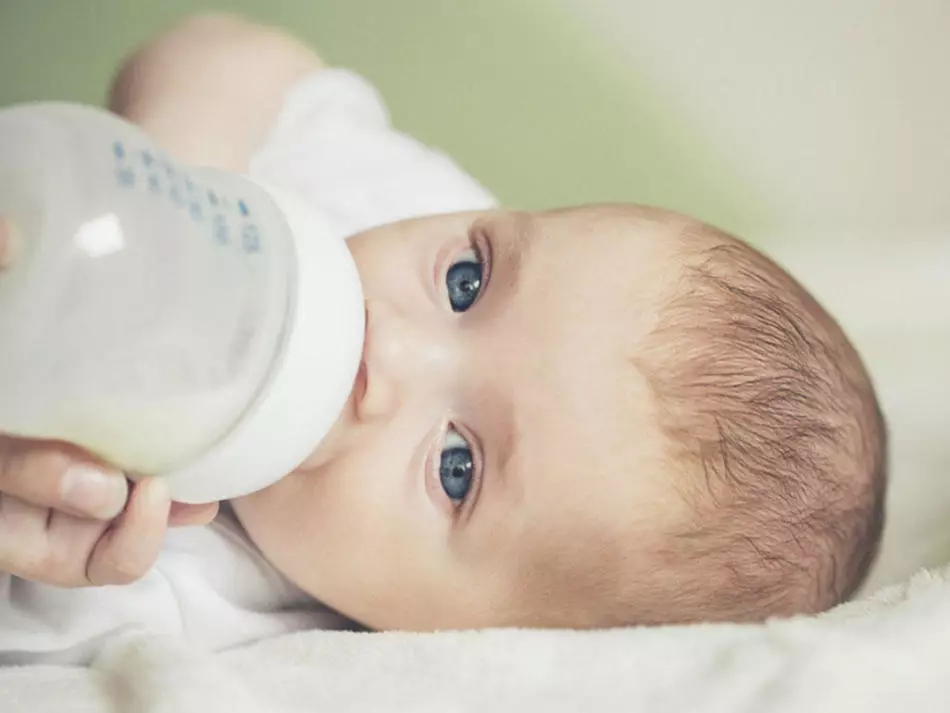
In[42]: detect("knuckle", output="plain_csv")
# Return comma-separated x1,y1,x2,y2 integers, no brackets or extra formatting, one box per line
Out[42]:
0,495,37,576
107,567,140,586
0,442,69,496
90,546,147,586
0,540,51,584
0,492,12,534
0,499,92,587
0,441,26,490
40,544,83,587
22,448,71,484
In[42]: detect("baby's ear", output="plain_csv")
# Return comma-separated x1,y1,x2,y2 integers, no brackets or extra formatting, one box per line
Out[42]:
168,501,220,527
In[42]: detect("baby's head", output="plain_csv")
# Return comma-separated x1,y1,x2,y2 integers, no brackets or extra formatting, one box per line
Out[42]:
232,204,886,629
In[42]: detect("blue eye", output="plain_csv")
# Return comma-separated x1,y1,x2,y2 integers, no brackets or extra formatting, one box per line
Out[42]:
445,249,483,313
440,428,475,503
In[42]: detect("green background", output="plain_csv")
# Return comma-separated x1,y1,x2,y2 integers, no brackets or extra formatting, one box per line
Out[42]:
0,0,767,236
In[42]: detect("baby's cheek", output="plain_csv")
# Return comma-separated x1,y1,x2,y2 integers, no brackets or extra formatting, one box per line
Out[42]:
302,455,393,542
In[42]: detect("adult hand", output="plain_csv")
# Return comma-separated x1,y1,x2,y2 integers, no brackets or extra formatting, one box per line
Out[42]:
0,216,218,586
0,436,218,587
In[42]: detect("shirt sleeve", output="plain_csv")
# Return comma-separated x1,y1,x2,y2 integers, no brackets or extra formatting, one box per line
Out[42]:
248,69,498,239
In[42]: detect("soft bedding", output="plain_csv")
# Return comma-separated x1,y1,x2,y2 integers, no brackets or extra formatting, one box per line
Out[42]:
2,563,950,713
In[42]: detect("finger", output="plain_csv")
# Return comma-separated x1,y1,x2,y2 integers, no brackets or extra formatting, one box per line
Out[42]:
86,478,170,586
0,493,109,586
169,501,219,527
0,436,128,520
0,494,50,578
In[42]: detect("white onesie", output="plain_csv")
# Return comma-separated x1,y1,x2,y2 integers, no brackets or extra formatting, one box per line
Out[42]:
0,69,496,667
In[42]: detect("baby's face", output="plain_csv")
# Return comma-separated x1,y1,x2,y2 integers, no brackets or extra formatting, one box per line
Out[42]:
233,206,690,629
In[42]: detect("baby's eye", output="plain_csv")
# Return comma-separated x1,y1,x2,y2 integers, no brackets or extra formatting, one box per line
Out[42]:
440,427,475,503
445,248,483,313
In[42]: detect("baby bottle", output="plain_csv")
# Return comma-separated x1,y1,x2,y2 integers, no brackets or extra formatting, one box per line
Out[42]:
0,103,364,503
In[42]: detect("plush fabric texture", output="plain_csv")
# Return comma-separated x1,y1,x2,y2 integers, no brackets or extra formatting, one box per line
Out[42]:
0,564,947,713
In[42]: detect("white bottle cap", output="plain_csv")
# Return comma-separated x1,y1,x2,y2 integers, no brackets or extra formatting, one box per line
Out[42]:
160,185,364,503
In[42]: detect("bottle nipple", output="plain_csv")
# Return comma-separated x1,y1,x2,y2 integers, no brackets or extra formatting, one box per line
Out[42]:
0,216,16,270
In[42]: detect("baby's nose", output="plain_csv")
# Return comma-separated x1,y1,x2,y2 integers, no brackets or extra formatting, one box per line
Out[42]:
356,299,454,420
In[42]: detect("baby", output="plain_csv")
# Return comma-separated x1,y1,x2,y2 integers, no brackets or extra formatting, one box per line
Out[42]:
0,14,885,661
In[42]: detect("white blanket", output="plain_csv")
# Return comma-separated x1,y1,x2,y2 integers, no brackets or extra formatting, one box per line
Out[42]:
1,564,949,713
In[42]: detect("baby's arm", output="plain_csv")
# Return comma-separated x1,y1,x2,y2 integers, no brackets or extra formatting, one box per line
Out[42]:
108,13,322,172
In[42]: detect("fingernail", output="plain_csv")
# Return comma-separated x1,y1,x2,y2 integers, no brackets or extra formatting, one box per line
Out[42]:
61,464,129,519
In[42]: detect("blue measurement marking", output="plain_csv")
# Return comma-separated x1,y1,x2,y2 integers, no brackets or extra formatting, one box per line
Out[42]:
208,189,219,206
115,167,135,187
242,224,261,253
169,185,183,207
213,215,230,244
141,150,155,168
185,178,195,193
189,202,203,221
112,141,125,160
163,161,175,178
238,200,250,217
148,174,161,194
